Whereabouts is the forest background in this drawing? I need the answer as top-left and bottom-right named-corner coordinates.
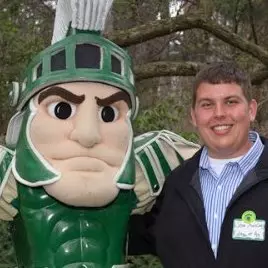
top-left (1, 0), bottom-right (268, 267)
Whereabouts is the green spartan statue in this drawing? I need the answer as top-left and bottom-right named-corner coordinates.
top-left (0, 0), bottom-right (200, 267)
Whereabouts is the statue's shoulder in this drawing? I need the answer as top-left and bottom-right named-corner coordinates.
top-left (133, 130), bottom-right (200, 214)
top-left (0, 145), bottom-right (17, 221)
top-left (0, 145), bottom-right (14, 187)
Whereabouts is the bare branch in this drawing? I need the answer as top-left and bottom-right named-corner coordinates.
top-left (134, 61), bottom-right (268, 86)
top-left (247, 0), bottom-right (258, 45)
top-left (233, 0), bottom-right (240, 34)
top-left (109, 11), bottom-right (268, 66)
top-left (251, 70), bottom-right (268, 85)
top-left (134, 61), bottom-right (202, 81)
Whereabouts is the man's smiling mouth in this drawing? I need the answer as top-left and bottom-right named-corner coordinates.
top-left (211, 124), bottom-right (234, 135)
top-left (212, 124), bottom-right (233, 131)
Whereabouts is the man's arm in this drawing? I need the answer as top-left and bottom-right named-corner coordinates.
top-left (128, 180), bottom-right (167, 255)
top-left (128, 130), bottom-right (199, 255)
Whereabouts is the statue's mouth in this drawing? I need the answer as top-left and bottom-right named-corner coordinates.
top-left (51, 156), bottom-right (114, 171)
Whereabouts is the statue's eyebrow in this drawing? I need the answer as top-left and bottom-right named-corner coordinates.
top-left (38, 86), bottom-right (85, 104)
top-left (95, 91), bottom-right (131, 108)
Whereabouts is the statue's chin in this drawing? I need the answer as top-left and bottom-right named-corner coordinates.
top-left (43, 171), bottom-right (120, 207)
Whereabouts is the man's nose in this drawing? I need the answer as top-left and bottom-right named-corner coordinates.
top-left (214, 103), bottom-right (226, 118)
top-left (70, 105), bottom-right (101, 148)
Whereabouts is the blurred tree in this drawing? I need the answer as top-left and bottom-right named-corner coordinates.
top-left (2, 0), bottom-right (268, 133)
top-left (0, 0), bottom-right (53, 132)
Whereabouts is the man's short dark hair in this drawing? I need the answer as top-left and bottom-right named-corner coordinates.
top-left (192, 62), bottom-right (252, 107)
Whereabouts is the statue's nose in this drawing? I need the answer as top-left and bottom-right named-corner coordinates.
top-left (70, 105), bottom-right (101, 148)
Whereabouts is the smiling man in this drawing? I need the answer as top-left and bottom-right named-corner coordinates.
top-left (191, 75), bottom-right (257, 159)
top-left (128, 62), bottom-right (268, 268)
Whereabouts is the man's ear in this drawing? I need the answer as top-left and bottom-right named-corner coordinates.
top-left (190, 108), bottom-right (197, 127)
top-left (249, 99), bottom-right (257, 122)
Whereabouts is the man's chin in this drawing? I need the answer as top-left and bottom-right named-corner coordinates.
top-left (43, 171), bottom-right (120, 207)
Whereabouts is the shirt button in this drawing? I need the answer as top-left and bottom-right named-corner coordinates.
top-left (229, 162), bottom-right (238, 167)
top-left (214, 213), bottom-right (218, 219)
top-left (212, 244), bottom-right (217, 251)
top-left (217, 185), bottom-right (222, 191)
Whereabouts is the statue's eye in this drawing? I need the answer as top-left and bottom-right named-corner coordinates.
top-left (99, 106), bottom-right (119, 122)
top-left (47, 102), bottom-right (76, 120)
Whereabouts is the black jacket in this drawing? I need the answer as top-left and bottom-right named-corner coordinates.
top-left (129, 138), bottom-right (268, 268)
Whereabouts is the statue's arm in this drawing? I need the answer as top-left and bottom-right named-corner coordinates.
top-left (0, 146), bottom-right (17, 221)
top-left (132, 130), bottom-right (200, 214)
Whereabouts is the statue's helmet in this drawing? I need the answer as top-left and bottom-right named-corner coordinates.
top-left (12, 30), bottom-right (138, 119)
top-left (6, 0), bottom-right (138, 190)
top-left (7, 0), bottom-right (139, 148)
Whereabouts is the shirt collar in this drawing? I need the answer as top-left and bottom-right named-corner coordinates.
top-left (200, 131), bottom-right (264, 175)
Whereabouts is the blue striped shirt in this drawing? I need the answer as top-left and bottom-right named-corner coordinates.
top-left (199, 131), bottom-right (264, 257)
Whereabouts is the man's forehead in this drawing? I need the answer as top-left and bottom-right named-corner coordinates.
top-left (196, 83), bottom-right (244, 99)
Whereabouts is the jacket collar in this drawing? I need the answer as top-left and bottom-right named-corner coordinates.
top-left (177, 136), bottom-right (268, 188)
top-left (173, 149), bottom-right (210, 243)
top-left (229, 137), bottom-right (268, 206)
top-left (173, 137), bottom-right (268, 245)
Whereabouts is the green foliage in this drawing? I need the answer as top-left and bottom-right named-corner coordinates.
top-left (134, 98), bottom-right (182, 133)
top-left (127, 255), bottom-right (163, 267)
top-left (0, 222), bottom-right (16, 267)
top-left (213, 0), bottom-right (248, 21)
top-left (0, 0), bottom-right (53, 133)
top-left (134, 97), bottom-right (199, 143)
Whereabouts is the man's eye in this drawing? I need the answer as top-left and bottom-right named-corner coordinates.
top-left (226, 100), bottom-right (238, 105)
top-left (201, 103), bottom-right (211, 108)
top-left (99, 106), bottom-right (119, 122)
top-left (47, 102), bottom-right (76, 120)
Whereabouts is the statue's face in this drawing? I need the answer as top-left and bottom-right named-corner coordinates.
top-left (30, 82), bottom-right (131, 206)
